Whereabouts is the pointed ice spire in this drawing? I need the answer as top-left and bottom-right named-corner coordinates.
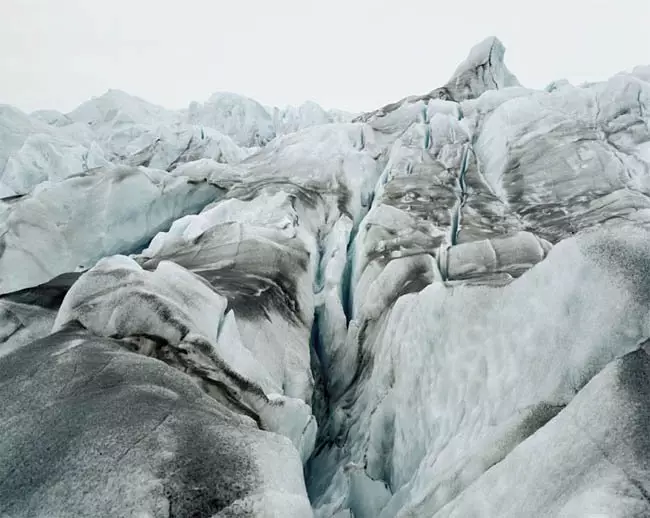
top-left (443, 36), bottom-right (521, 101)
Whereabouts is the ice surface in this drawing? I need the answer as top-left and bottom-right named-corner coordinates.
top-left (437, 348), bottom-right (650, 517)
top-left (269, 101), bottom-right (355, 136)
top-left (53, 255), bottom-right (317, 460)
top-left (310, 226), bottom-right (650, 517)
top-left (0, 325), bottom-right (313, 517)
top-left (444, 36), bottom-right (521, 101)
top-left (2, 36), bottom-right (650, 518)
top-left (1, 89), bottom-right (353, 200)
top-left (0, 164), bottom-right (221, 294)
top-left (185, 92), bottom-right (277, 147)
top-left (0, 105), bottom-right (109, 196)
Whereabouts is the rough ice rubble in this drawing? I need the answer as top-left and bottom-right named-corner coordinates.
top-left (185, 93), bottom-right (354, 147)
top-left (269, 101), bottom-right (355, 136)
top-left (185, 92), bottom-right (277, 148)
top-left (65, 90), bottom-right (251, 171)
top-left (1, 89), bottom-right (355, 197)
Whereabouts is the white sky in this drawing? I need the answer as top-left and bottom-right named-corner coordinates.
top-left (1, 0), bottom-right (649, 114)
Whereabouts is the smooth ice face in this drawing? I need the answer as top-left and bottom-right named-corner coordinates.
top-left (0, 326), bottom-right (313, 517)
top-left (0, 164), bottom-right (221, 295)
top-left (53, 255), bottom-right (317, 461)
top-left (52, 256), bottom-right (228, 343)
top-left (436, 348), bottom-right (650, 517)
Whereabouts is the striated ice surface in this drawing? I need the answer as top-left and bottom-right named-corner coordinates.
top-left (0, 164), bottom-right (221, 294)
top-left (2, 36), bottom-right (650, 517)
top-left (0, 325), bottom-right (313, 517)
top-left (310, 226), bottom-right (650, 516)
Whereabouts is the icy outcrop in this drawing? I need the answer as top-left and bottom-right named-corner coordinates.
top-left (0, 164), bottom-right (221, 294)
top-left (269, 101), bottom-right (355, 136)
top-left (0, 325), bottom-right (313, 517)
top-left (444, 36), bottom-right (520, 102)
top-left (185, 92), bottom-right (276, 147)
top-left (355, 37), bottom-right (519, 124)
top-left (437, 347), bottom-right (650, 517)
top-left (2, 35), bottom-right (650, 518)
top-left (0, 105), bottom-right (109, 197)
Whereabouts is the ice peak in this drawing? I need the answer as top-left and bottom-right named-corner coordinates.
top-left (444, 35), bottom-right (520, 101)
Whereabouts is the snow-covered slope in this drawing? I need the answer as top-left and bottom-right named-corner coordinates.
top-left (2, 36), bottom-right (650, 517)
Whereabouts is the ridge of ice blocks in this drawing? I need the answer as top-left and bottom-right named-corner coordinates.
top-left (2, 35), bottom-right (650, 518)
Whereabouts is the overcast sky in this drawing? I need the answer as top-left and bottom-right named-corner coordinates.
top-left (1, 0), bottom-right (649, 114)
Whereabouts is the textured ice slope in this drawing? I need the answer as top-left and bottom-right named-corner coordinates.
top-left (0, 164), bottom-right (222, 294)
top-left (0, 325), bottom-right (312, 517)
top-left (309, 37), bottom-right (650, 517)
top-left (1, 35), bottom-right (650, 518)
top-left (0, 105), bottom-right (109, 197)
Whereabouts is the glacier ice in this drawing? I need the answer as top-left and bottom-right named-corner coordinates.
top-left (1, 35), bottom-right (650, 517)
top-left (0, 164), bottom-right (221, 294)
top-left (0, 325), bottom-right (313, 517)
top-left (0, 105), bottom-right (109, 197)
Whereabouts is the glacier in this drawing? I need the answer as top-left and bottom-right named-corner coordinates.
top-left (1, 35), bottom-right (650, 517)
